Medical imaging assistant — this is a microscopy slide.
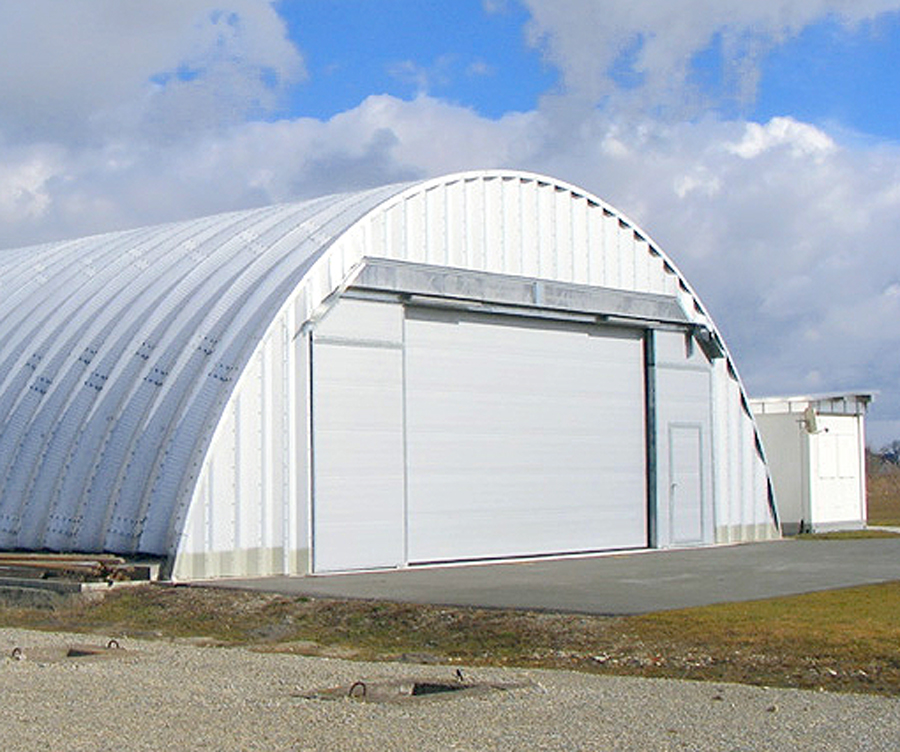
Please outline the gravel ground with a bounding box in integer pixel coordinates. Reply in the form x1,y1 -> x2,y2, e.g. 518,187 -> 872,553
2,628 -> 899,751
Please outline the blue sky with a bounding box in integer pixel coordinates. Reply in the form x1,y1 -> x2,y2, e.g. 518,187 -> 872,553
753,13 -> 900,140
278,2 -> 900,140
279,0 -> 557,119
0,0 -> 899,443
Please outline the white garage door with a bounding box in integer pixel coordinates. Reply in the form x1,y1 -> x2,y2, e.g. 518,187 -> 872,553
404,308 -> 648,563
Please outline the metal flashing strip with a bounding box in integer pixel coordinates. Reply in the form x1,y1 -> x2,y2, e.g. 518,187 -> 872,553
311,334 -> 403,350
351,259 -> 692,329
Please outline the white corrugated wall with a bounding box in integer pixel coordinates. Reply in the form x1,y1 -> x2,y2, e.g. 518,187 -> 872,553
171,172 -> 777,580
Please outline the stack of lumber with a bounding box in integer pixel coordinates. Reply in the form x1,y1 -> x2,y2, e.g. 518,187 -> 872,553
0,552 -> 141,581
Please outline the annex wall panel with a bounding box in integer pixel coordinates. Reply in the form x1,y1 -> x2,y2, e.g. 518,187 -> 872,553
753,413 -> 804,528
404,309 -> 647,563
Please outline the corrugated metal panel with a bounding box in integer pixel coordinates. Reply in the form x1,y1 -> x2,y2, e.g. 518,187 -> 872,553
404,310 -> 647,563
0,183 -> 406,557
0,169 -> 778,578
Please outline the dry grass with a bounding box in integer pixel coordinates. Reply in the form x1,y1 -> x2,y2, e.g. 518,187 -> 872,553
868,453 -> 900,526
795,530 -> 900,540
623,583 -> 900,694
3,581 -> 900,696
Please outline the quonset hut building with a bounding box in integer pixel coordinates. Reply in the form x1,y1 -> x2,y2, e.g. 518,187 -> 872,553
0,171 -> 779,580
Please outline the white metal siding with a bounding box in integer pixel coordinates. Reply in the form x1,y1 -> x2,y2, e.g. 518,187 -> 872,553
404,310 -> 647,563
653,331 -> 714,548
310,299 -> 406,572
0,170 -> 779,578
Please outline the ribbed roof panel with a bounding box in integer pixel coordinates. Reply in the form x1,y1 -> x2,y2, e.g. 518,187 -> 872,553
0,182 -> 409,552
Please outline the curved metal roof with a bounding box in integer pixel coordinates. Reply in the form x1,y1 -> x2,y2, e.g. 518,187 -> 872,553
0,170 -> 771,557
0,181 -> 410,552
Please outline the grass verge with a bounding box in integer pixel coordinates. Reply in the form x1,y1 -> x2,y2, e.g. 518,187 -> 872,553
794,530 -> 900,540
2,581 -> 900,696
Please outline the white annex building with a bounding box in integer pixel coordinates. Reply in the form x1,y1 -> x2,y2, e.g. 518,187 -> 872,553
0,171 -> 779,580
751,393 -> 872,534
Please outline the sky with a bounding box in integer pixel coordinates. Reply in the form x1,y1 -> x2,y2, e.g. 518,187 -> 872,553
1,0 -> 899,445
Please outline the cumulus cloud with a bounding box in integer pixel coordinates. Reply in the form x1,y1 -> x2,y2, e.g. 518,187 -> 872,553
0,0 -> 303,144
726,117 -> 837,159
520,0 -> 900,116
0,144 -> 64,224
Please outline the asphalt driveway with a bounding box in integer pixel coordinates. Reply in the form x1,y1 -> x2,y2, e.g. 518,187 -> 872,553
205,537 -> 900,615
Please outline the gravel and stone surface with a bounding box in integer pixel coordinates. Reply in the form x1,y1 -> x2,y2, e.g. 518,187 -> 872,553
2,627 -> 899,751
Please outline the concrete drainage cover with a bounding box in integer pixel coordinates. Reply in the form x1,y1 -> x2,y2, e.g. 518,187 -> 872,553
8,640 -> 128,664
300,676 -> 532,704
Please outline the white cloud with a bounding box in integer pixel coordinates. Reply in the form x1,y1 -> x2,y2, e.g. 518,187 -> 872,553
387,55 -> 498,99
520,0 -> 900,114
0,145 -> 64,223
0,0 -> 303,144
726,117 -> 836,159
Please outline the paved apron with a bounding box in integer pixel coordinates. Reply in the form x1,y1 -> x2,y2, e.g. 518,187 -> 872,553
203,538 -> 900,614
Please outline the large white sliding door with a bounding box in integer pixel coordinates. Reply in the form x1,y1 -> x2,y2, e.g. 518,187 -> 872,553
403,308 -> 648,563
